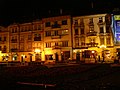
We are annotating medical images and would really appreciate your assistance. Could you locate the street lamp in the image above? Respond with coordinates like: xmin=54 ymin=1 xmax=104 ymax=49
xmin=100 ymin=45 xmax=106 ymax=62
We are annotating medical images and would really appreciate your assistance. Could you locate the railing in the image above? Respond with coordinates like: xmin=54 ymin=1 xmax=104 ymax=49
xmin=52 ymin=45 xmax=61 ymax=49
xmin=51 ymin=24 xmax=61 ymax=28
xmin=11 ymin=48 xmax=18 ymax=52
xmin=87 ymin=31 xmax=97 ymax=36
xmin=51 ymin=35 xmax=61 ymax=39
xmin=86 ymin=42 xmax=98 ymax=47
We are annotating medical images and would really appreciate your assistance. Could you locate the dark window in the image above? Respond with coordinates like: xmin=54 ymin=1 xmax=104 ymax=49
xmin=100 ymin=27 xmax=104 ymax=33
xmin=28 ymin=35 xmax=32 ymax=40
xmin=75 ymin=29 xmax=78 ymax=35
xmin=0 ymin=46 xmax=1 ymax=50
xmin=54 ymin=30 xmax=58 ymax=36
xmin=45 ymin=55 xmax=53 ymax=60
xmin=62 ymin=20 xmax=67 ymax=25
xmin=0 ymin=37 xmax=1 ymax=41
xmin=4 ymin=37 xmax=6 ymax=41
xmin=74 ymin=20 xmax=78 ymax=25
xmin=106 ymin=26 xmax=110 ymax=33
xmin=46 ymin=42 xmax=51 ymax=48
xmin=55 ymin=42 xmax=58 ymax=46
xmin=80 ymin=28 xmax=84 ymax=34
xmin=45 ymin=31 xmax=51 ymax=36
xmin=54 ymin=21 xmax=58 ymax=25
xmin=62 ymin=41 xmax=68 ymax=47
xmin=34 ymin=34 xmax=41 ymax=41
xmin=89 ymin=18 xmax=93 ymax=23
xmin=45 ymin=22 xmax=50 ymax=27
xmin=99 ymin=17 xmax=103 ymax=23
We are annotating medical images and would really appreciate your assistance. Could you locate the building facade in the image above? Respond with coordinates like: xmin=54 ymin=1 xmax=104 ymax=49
xmin=0 ymin=14 xmax=117 ymax=63
xmin=72 ymin=14 xmax=115 ymax=63
xmin=42 ymin=15 xmax=72 ymax=63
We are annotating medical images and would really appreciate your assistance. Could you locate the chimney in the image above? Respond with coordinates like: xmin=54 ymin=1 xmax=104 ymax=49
xmin=48 ymin=10 xmax=51 ymax=14
xmin=60 ymin=9 xmax=62 ymax=15
xmin=91 ymin=2 xmax=94 ymax=9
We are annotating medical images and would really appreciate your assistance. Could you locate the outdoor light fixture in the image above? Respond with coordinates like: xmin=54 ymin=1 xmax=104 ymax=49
xmin=100 ymin=45 xmax=106 ymax=62
xmin=35 ymin=49 xmax=41 ymax=53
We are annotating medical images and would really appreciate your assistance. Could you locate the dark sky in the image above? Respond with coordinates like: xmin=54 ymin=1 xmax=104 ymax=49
xmin=0 ymin=0 xmax=120 ymax=26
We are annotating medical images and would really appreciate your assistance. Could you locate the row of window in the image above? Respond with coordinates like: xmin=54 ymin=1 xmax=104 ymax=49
xmin=74 ymin=17 xmax=108 ymax=25
xmin=0 ymin=37 xmax=7 ymax=41
xmin=10 ymin=24 xmax=42 ymax=33
xmin=9 ymin=20 xmax=68 ymax=33
xmin=45 ymin=20 xmax=67 ymax=27
xmin=75 ymin=37 xmax=111 ymax=47
xmin=46 ymin=41 xmax=68 ymax=48
xmin=74 ymin=26 xmax=110 ymax=35
xmin=45 ymin=29 xmax=69 ymax=37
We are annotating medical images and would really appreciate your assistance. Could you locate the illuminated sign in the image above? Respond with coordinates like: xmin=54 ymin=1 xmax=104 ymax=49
xmin=113 ymin=15 xmax=120 ymax=41
xmin=114 ymin=15 xmax=120 ymax=20
xmin=116 ymin=34 xmax=120 ymax=41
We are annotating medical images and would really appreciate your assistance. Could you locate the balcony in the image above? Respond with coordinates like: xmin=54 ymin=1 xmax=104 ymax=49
xmin=74 ymin=23 xmax=84 ymax=27
xmin=75 ymin=46 xmax=88 ymax=49
xmin=51 ymin=35 xmax=61 ymax=39
xmin=97 ymin=21 xmax=105 ymax=25
xmin=0 ymin=41 xmax=6 ymax=44
xmin=34 ymin=37 xmax=41 ymax=41
xmin=86 ymin=42 xmax=98 ymax=47
xmin=11 ymin=48 xmax=18 ymax=52
xmin=74 ymin=34 xmax=79 ymax=37
xmin=51 ymin=24 xmax=61 ymax=28
xmin=87 ymin=31 xmax=97 ymax=36
xmin=88 ymin=22 xmax=94 ymax=26
xmin=52 ymin=45 xmax=61 ymax=49
xmin=2 ymin=48 xmax=7 ymax=53
xmin=11 ymin=39 xmax=17 ymax=43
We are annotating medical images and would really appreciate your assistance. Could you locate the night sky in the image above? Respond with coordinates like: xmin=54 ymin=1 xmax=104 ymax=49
xmin=0 ymin=0 xmax=120 ymax=26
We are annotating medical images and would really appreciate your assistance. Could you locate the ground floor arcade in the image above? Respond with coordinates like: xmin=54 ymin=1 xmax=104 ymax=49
xmin=0 ymin=46 xmax=117 ymax=63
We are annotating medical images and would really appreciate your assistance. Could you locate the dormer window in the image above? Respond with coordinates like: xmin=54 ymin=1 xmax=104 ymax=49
xmin=99 ymin=17 xmax=103 ymax=23
xmin=74 ymin=20 xmax=78 ymax=25
xmin=62 ymin=20 xmax=67 ymax=25
xmin=89 ymin=18 xmax=93 ymax=24
xmin=54 ymin=21 xmax=58 ymax=25
xmin=45 ymin=22 xmax=51 ymax=27
xmin=80 ymin=18 xmax=84 ymax=24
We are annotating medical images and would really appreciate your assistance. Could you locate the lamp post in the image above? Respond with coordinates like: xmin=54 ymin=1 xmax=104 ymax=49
xmin=100 ymin=45 xmax=106 ymax=62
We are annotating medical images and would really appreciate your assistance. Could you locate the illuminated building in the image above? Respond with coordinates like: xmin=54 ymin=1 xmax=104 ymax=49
xmin=6 ymin=20 xmax=43 ymax=62
xmin=42 ymin=15 xmax=72 ymax=63
xmin=112 ymin=14 xmax=120 ymax=59
xmin=0 ymin=26 xmax=9 ymax=61
xmin=0 ymin=14 xmax=117 ymax=63
xmin=72 ymin=14 xmax=115 ymax=63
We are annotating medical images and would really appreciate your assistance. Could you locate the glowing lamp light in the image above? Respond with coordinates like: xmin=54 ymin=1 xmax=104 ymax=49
xmin=100 ymin=45 xmax=106 ymax=49
xmin=91 ymin=51 xmax=95 ymax=53
xmin=35 ymin=49 xmax=41 ymax=53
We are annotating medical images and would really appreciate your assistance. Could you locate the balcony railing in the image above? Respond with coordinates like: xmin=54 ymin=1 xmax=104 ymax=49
xmin=52 ymin=45 xmax=61 ymax=49
xmin=51 ymin=24 xmax=61 ymax=28
xmin=75 ymin=46 xmax=88 ymax=49
xmin=34 ymin=37 xmax=41 ymax=41
xmin=89 ymin=22 xmax=94 ymax=26
xmin=2 ymin=48 xmax=7 ymax=53
xmin=11 ymin=39 xmax=17 ymax=43
xmin=74 ymin=34 xmax=79 ymax=37
xmin=0 ymin=41 xmax=6 ymax=44
xmin=10 ymin=48 xmax=18 ymax=52
xmin=74 ymin=23 xmax=84 ymax=27
xmin=51 ymin=35 xmax=61 ymax=39
xmin=86 ymin=42 xmax=98 ymax=47
xmin=87 ymin=31 xmax=97 ymax=36
xmin=97 ymin=21 xmax=105 ymax=25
